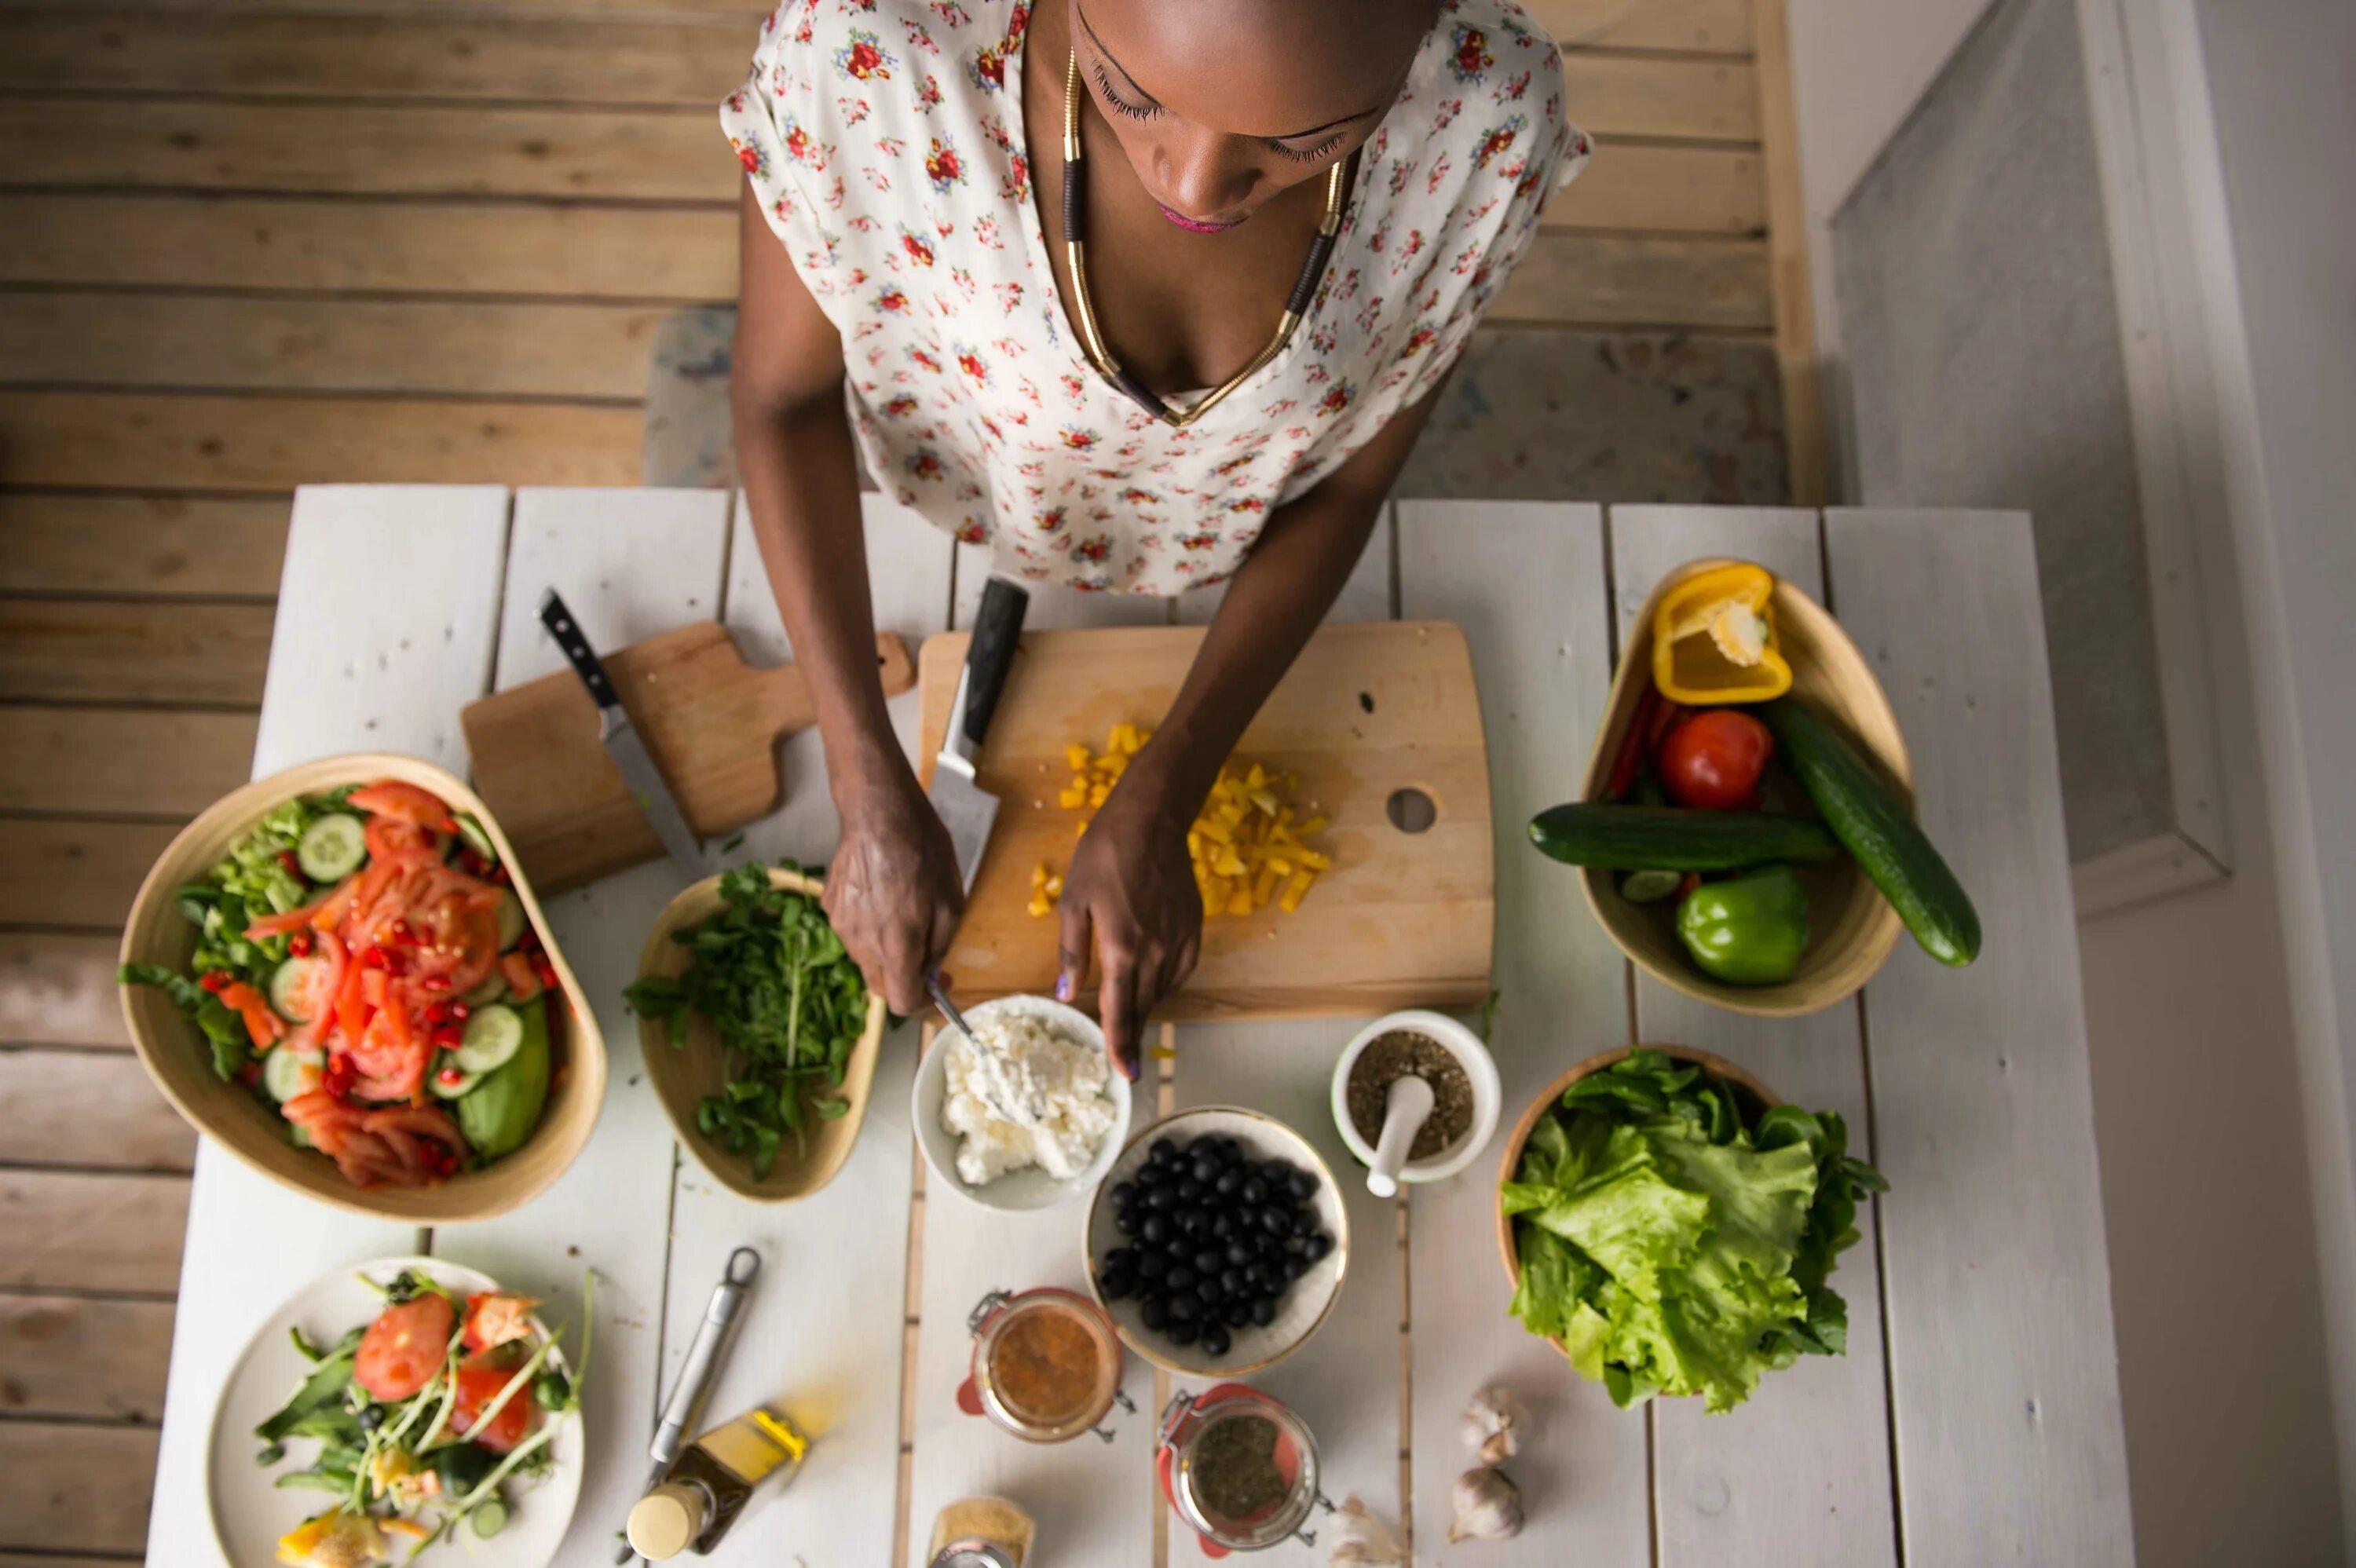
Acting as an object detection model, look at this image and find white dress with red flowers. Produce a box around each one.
[722,0,1586,595]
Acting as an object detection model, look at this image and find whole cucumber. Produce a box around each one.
[1529,804,1842,871]
[1760,698,1981,965]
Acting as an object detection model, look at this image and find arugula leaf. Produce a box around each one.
[119,963,251,1080]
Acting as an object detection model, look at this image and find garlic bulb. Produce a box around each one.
[1325,1495,1405,1567]
[1448,1467,1524,1543]
[1459,1384,1529,1465]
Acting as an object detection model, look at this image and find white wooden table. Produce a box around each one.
[146,488,2135,1566]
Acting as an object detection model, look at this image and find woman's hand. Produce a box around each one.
[824,768,964,1018]
[1055,773,1204,1083]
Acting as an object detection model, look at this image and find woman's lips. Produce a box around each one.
[1158,203,1244,234]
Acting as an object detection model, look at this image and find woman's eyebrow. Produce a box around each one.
[1074,4,1390,139]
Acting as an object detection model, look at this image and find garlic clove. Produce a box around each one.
[1447,1466,1524,1543]
[1459,1383,1530,1465]
[1325,1494,1406,1566]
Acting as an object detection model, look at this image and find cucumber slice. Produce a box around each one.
[1619,868,1685,905]
[296,813,367,883]
[469,1499,509,1540]
[454,1003,525,1073]
[453,811,499,863]
[263,1047,324,1103]
[459,974,507,1008]
[430,1057,482,1099]
[268,956,328,1023]
[495,891,527,951]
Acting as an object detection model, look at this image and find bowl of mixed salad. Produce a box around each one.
[207,1256,586,1568]
[118,754,607,1223]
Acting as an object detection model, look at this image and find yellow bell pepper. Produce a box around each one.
[1652,562,1793,704]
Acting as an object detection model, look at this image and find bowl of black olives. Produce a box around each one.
[1084,1107,1348,1376]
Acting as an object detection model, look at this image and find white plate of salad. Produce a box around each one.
[207,1256,586,1568]
[120,778,564,1193]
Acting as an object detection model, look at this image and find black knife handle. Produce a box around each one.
[960,576,1030,750]
[539,588,619,710]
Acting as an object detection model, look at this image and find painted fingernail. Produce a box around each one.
[1054,974,1073,1001]
[1125,1053,1142,1082]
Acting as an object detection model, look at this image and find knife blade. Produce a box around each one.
[539,588,710,883]
[928,576,1030,895]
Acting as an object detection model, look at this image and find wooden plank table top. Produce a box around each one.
[143,488,2131,1566]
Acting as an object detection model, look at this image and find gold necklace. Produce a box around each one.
[1059,52,1351,429]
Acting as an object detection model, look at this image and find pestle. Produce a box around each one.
[1366,1074,1435,1197]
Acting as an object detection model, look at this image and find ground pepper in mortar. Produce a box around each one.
[1189,1412,1290,1523]
[1348,1033,1473,1160]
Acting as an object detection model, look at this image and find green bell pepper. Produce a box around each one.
[1676,864,1809,985]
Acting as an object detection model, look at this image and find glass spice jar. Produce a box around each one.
[927,1494,1036,1568]
[958,1288,1132,1443]
[1157,1385,1334,1553]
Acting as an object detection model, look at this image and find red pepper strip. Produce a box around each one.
[219,981,285,1051]
[1604,685,1663,802]
[1644,696,1688,765]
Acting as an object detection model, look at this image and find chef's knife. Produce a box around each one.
[539,588,708,882]
[929,577,1030,895]
[616,1247,761,1563]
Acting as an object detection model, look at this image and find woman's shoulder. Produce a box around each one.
[741,0,1029,109]
[1382,0,1584,198]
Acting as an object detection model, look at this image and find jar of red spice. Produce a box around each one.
[958,1288,1132,1443]
[1157,1385,1334,1554]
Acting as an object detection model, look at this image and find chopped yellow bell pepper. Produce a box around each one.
[1652,562,1793,704]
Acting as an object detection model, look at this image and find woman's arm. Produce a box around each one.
[732,179,963,1015]
[1056,381,1448,1076]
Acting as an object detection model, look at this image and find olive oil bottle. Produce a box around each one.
[625,1405,808,1559]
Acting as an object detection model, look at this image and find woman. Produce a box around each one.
[724,0,1584,1078]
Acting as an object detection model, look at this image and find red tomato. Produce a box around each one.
[1659,709,1775,810]
[353,1292,455,1402]
[450,1344,541,1453]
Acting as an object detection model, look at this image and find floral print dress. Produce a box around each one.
[723,0,1587,595]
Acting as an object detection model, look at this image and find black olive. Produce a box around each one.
[1251,1295,1279,1326]
[1240,1176,1268,1204]
[1137,1250,1167,1280]
[1140,1213,1171,1245]
[1246,1260,1271,1286]
[1282,1234,1307,1255]
[1137,1160,1170,1186]
[1101,1270,1135,1301]
[1222,1297,1252,1328]
[1199,1322,1231,1357]
[1282,1253,1308,1281]
[1226,1240,1254,1267]
[1169,1292,1198,1324]
[1260,1160,1294,1185]
[1190,1154,1220,1185]
[1213,1170,1241,1199]
[1151,1137,1177,1164]
[1171,1263,1200,1290]
[1110,1181,1137,1208]
[1114,1208,1140,1235]
[1106,1246,1136,1272]
[1304,1231,1334,1262]
[357,1403,386,1431]
[1149,1183,1180,1212]
[1197,1277,1224,1306]
[1217,1137,1244,1165]
[1220,1266,1246,1294]
[1176,1178,1205,1204]
[1288,1169,1319,1201]
[1168,1318,1201,1346]
[1292,1208,1318,1237]
[1260,1208,1291,1237]
[1140,1296,1169,1330]
[1209,1213,1235,1242]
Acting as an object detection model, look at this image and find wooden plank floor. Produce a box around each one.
[0,0,1803,1553]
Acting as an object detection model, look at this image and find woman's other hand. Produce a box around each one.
[825,770,964,1018]
[1055,774,1204,1083]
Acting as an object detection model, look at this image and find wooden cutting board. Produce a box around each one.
[462,622,913,893]
[916,622,1494,1020]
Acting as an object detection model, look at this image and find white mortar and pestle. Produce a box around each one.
[1330,1010,1502,1197]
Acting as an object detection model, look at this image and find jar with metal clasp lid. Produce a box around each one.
[1157,1385,1335,1555]
[957,1287,1133,1443]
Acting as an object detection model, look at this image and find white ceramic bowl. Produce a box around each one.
[1330,1009,1503,1187]
[1083,1106,1349,1378]
[208,1255,584,1568]
[911,993,1132,1213]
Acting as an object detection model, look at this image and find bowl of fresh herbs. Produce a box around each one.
[1495,1045,1887,1414]
[627,864,886,1201]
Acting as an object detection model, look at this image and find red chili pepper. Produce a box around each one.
[277,849,303,878]
[448,1002,470,1022]
[434,1025,463,1049]
[420,974,451,994]
[532,959,558,989]
[237,1061,263,1087]
[1605,685,1663,802]
[390,919,414,943]
[287,931,313,958]
[437,1065,465,1087]
[199,970,232,993]
[491,864,511,886]
[423,1000,452,1024]
[378,948,404,976]
[324,1054,357,1101]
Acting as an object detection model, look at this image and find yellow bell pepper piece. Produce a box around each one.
[1066,744,1092,772]
[1652,562,1794,704]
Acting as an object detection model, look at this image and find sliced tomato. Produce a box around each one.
[349,1007,428,1102]
[349,780,459,832]
[462,1292,542,1354]
[449,1343,540,1453]
[364,813,443,867]
[353,1292,455,1402]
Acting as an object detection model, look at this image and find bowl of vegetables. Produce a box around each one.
[628,864,887,1202]
[117,754,606,1223]
[1531,558,1978,1016]
[1495,1046,1886,1413]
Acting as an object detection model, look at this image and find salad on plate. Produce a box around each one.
[121,779,561,1189]
[252,1264,584,1566]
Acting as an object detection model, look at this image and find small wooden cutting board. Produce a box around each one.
[917,622,1494,1020]
[462,622,913,893]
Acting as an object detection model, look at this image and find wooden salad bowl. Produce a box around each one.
[635,868,887,1203]
[1583,559,1912,1017]
[1493,1044,1779,1307]
[118,753,608,1225]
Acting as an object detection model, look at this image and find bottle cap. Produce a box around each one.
[627,1483,707,1560]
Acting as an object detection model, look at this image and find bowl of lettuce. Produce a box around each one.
[1495,1046,1886,1413]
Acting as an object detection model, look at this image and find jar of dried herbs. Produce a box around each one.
[1157,1386,1330,1551]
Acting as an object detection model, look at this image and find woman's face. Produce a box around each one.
[1068,0,1436,232]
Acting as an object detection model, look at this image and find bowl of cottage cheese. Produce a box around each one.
[911,993,1130,1212]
